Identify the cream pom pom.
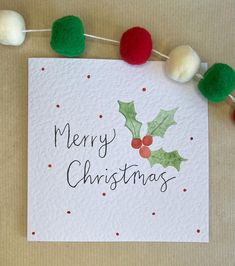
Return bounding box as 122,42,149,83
165,45,200,83
0,10,26,46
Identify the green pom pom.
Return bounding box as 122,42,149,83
198,63,235,103
50,15,85,57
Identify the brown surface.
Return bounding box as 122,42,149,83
0,0,234,265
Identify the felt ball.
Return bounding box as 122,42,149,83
120,27,152,65
198,63,235,103
50,15,85,57
0,10,26,46
232,109,235,122
165,45,200,83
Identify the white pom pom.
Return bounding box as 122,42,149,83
0,10,26,46
165,45,200,83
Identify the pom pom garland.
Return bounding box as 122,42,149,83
198,63,235,103
233,109,235,123
50,16,85,57
0,11,234,121
120,27,152,65
0,10,26,46
165,45,200,83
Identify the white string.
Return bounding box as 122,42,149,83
84,33,120,45
195,73,204,79
22,28,169,59
22,29,51,32
228,94,235,103
152,49,169,59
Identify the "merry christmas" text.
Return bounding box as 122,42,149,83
54,123,116,158
67,159,176,192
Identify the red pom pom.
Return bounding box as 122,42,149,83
120,27,153,65
232,109,235,122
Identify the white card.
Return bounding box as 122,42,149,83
28,58,209,242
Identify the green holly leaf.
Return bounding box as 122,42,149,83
148,148,186,171
147,109,177,137
118,101,142,138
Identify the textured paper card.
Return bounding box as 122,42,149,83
28,58,208,242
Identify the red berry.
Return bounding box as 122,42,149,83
131,138,142,149
142,135,153,146
139,146,151,158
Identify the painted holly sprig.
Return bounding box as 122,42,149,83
118,101,186,171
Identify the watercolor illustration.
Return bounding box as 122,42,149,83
118,100,186,171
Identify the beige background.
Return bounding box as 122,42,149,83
0,0,234,265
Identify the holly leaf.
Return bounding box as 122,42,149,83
118,101,142,138
148,148,186,171
147,109,177,137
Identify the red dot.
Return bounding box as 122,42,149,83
48,164,52,168
56,104,60,108
183,188,187,192
87,75,91,79
99,115,103,118
102,192,106,196
142,87,147,92
152,212,156,216
197,229,200,233
116,232,119,236
32,232,35,235
41,67,45,71
67,211,71,214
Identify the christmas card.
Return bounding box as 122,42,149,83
28,59,209,242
